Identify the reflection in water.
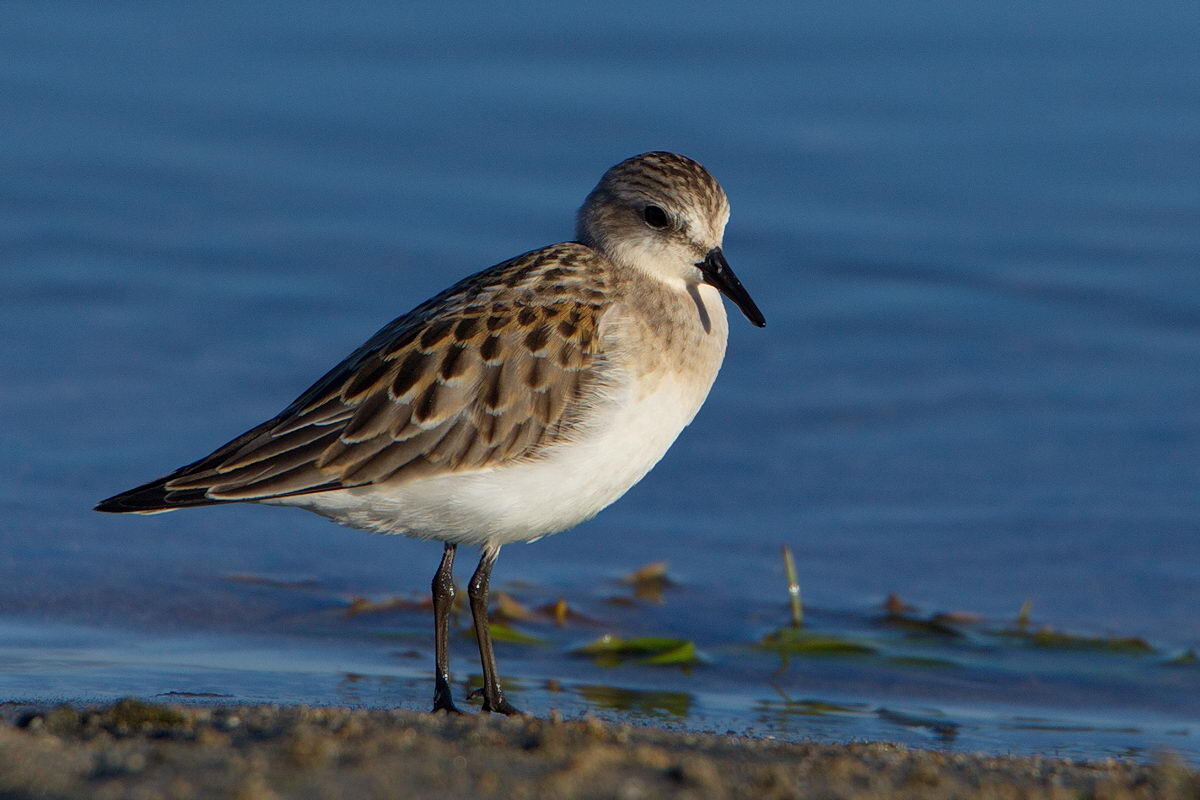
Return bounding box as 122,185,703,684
876,708,960,744
575,684,693,719
1004,721,1142,735
756,696,870,719
755,689,872,736
226,574,322,590
335,673,404,707
337,672,367,705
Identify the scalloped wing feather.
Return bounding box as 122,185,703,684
142,243,611,506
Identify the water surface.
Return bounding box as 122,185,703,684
2,0,1198,761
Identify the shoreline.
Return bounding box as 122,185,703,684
1,699,1196,799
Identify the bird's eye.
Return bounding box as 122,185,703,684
642,205,669,230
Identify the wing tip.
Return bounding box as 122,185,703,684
94,500,178,516
93,478,218,514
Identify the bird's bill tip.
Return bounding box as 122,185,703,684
698,248,765,327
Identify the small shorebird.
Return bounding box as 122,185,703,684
96,152,764,715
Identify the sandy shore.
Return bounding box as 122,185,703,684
0,700,1195,799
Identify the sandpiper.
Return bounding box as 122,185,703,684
96,151,765,715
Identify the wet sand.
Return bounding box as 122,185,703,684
1,700,1195,799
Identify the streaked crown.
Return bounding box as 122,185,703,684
576,152,731,283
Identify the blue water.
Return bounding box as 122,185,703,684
2,0,1199,761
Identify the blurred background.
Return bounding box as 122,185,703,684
1,0,1198,759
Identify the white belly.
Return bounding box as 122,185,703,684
271,371,712,546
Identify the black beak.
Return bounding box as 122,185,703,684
697,248,765,327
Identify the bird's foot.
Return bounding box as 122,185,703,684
484,697,525,716
432,681,463,714
468,687,524,716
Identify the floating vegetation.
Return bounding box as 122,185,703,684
878,594,1160,658
875,594,973,638
886,656,961,669
492,592,536,623
623,561,673,602
547,598,569,626
329,551,1185,725
575,634,700,667
879,611,965,639
1166,650,1198,667
760,628,875,656
536,598,600,626
344,595,427,617
999,627,1155,654
1015,598,1034,630
642,641,698,665
624,561,670,584
485,623,546,646
883,593,916,615
761,550,878,659
870,592,1161,659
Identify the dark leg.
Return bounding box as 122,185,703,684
431,542,461,713
467,545,522,715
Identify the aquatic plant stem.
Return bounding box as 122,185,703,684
783,545,803,628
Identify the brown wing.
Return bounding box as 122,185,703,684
96,243,612,511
